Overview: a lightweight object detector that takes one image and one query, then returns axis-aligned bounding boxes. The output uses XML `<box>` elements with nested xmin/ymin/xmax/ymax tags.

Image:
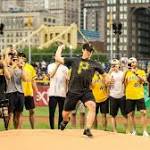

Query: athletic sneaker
<box><xmin>83</xmin><ymin>128</ymin><xmax>93</xmax><ymax>137</ymax></box>
<box><xmin>143</xmin><ymin>131</ymin><xmax>149</xmax><ymax>137</ymax></box>
<box><xmin>131</xmin><ymin>130</ymin><xmax>136</xmax><ymax>136</ymax></box>
<box><xmin>60</xmin><ymin>120</ymin><xmax>69</xmax><ymax>130</ymax></box>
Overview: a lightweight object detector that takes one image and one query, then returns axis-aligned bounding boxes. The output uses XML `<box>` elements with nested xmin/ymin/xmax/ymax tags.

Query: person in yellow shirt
<box><xmin>125</xmin><ymin>57</ymin><xmax>149</xmax><ymax>136</ymax></box>
<box><xmin>19</xmin><ymin>52</ymin><xmax>39</xmax><ymax>129</ymax></box>
<box><xmin>91</xmin><ymin>71</ymin><xmax>109</xmax><ymax>130</ymax></box>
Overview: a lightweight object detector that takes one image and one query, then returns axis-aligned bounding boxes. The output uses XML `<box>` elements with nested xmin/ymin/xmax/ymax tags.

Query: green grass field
<box><xmin>0</xmin><ymin>106</ymin><xmax>150</xmax><ymax>136</ymax></box>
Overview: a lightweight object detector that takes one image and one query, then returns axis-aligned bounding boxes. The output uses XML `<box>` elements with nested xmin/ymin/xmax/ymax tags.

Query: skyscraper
<box><xmin>47</xmin><ymin>0</ymin><xmax>79</xmax><ymax>26</ymax></box>
<box><xmin>106</xmin><ymin>0</ymin><xmax>150</xmax><ymax>60</ymax></box>
<box><xmin>80</xmin><ymin>0</ymin><xmax>105</xmax><ymax>41</ymax></box>
<box><xmin>1</xmin><ymin>0</ymin><xmax>45</xmax><ymax>12</ymax></box>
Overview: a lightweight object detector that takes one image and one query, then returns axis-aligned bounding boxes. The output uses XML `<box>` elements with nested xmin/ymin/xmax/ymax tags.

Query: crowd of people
<box><xmin>0</xmin><ymin>43</ymin><xmax>150</xmax><ymax>138</ymax></box>
<box><xmin>0</xmin><ymin>46</ymin><xmax>39</xmax><ymax>129</ymax></box>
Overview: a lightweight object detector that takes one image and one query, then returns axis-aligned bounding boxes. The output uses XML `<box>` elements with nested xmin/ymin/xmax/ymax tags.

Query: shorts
<box><xmin>6</xmin><ymin>92</ymin><xmax>25</xmax><ymax>113</ymax></box>
<box><xmin>72</xmin><ymin>100</ymin><xmax>86</xmax><ymax>114</ymax></box>
<box><xmin>126</xmin><ymin>98</ymin><xmax>146</xmax><ymax>114</ymax></box>
<box><xmin>96</xmin><ymin>99</ymin><xmax>109</xmax><ymax>115</ymax></box>
<box><xmin>64</xmin><ymin>91</ymin><xmax>95</xmax><ymax>111</ymax></box>
<box><xmin>25</xmin><ymin>96</ymin><xmax>35</xmax><ymax>110</ymax></box>
<box><xmin>109</xmin><ymin>96</ymin><xmax>126</xmax><ymax>117</ymax></box>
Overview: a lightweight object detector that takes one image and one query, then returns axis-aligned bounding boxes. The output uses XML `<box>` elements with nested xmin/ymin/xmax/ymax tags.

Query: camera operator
<box><xmin>0</xmin><ymin>54</ymin><xmax>9</xmax><ymax>129</ymax></box>
<box><xmin>3</xmin><ymin>53</ymin><xmax>27</xmax><ymax>129</ymax></box>
<box><xmin>124</xmin><ymin>57</ymin><xmax>149</xmax><ymax>136</ymax></box>
<box><xmin>0</xmin><ymin>54</ymin><xmax>6</xmax><ymax>95</ymax></box>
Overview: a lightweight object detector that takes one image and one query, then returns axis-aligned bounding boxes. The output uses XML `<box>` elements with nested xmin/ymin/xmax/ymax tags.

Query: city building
<box><xmin>106</xmin><ymin>0</ymin><xmax>150</xmax><ymax>61</ymax></box>
<box><xmin>1</xmin><ymin>0</ymin><xmax>45</xmax><ymax>12</ymax></box>
<box><xmin>0</xmin><ymin>11</ymin><xmax>56</xmax><ymax>50</ymax></box>
<box><xmin>47</xmin><ymin>0</ymin><xmax>79</xmax><ymax>26</ymax></box>
<box><xmin>80</xmin><ymin>0</ymin><xmax>105</xmax><ymax>41</ymax></box>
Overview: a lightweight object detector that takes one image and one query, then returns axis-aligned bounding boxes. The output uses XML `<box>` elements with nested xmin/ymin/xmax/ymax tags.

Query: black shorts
<box><xmin>126</xmin><ymin>98</ymin><xmax>146</xmax><ymax>114</ymax></box>
<box><xmin>109</xmin><ymin>96</ymin><xmax>126</xmax><ymax>117</ymax></box>
<box><xmin>64</xmin><ymin>91</ymin><xmax>95</xmax><ymax>111</ymax></box>
<box><xmin>25</xmin><ymin>96</ymin><xmax>35</xmax><ymax>110</ymax></box>
<box><xmin>96</xmin><ymin>99</ymin><xmax>109</xmax><ymax>115</ymax></box>
<box><xmin>6</xmin><ymin>92</ymin><xmax>25</xmax><ymax>113</ymax></box>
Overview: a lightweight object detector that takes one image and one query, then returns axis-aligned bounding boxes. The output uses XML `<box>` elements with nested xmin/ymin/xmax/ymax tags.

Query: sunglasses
<box><xmin>12</xmin><ymin>59</ymin><xmax>18</xmax><ymax>62</ymax></box>
<box><xmin>111</xmin><ymin>65</ymin><xmax>116</xmax><ymax>68</ymax></box>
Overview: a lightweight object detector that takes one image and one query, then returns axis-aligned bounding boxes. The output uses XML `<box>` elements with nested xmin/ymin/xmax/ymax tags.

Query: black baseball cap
<box><xmin>82</xmin><ymin>43</ymin><xmax>94</xmax><ymax>52</ymax></box>
<box><xmin>18</xmin><ymin>52</ymin><xmax>27</xmax><ymax>58</ymax></box>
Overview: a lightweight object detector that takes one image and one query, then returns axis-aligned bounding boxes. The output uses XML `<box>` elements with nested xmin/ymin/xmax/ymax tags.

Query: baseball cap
<box><xmin>82</xmin><ymin>43</ymin><xmax>94</xmax><ymax>52</ymax></box>
<box><xmin>128</xmin><ymin>57</ymin><xmax>137</xmax><ymax>64</ymax></box>
<box><xmin>111</xmin><ymin>59</ymin><xmax>120</xmax><ymax>65</ymax></box>
<box><xmin>18</xmin><ymin>52</ymin><xmax>26</xmax><ymax>58</ymax></box>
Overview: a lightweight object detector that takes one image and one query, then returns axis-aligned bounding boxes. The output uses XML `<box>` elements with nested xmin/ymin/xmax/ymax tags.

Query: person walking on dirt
<box><xmin>109</xmin><ymin>59</ymin><xmax>127</xmax><ymax>133</ymax></box>
<box><xmin>47</xmin><ymin>59</ymin><xmax>68</xmax><ymax>129</ymax></box>
<box><xmin>124</xmin><ymin>57</ymin><xmax>149</xmax><ymax>137</ymax></box>
<box><xmin>55</xmin><ymin>43</ymin><xmax>110</xmax><ymax>137</ymax></box>
<box><xmin>91</xmin><ymin>71</ymin><xmax>109</xmax><ymax>130</ymax></box>
<box><xmin>19</xmin><ymin>52</ymin><xmax>39</xmax><ymax>129</ymax></box>
<box><xmin>3</xmin><ymin>54</ymin><xmax>27</xmax><ymax>129</ymax></box>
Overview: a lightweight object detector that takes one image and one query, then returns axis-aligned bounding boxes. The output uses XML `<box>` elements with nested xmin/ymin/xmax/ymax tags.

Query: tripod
<box><xmin>0</xmin><ymin>99</ymin><xmax>9</xmax><ymax>130</ymax></box>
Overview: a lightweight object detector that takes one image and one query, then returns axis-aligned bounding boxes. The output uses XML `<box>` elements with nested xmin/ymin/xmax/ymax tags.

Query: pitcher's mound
<box><xmin>0</xmin><ymin>129</ymin><xmax>149</xmax><ymax>150</ymax></box>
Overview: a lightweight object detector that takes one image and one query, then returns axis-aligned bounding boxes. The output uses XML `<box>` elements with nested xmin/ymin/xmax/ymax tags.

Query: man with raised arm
<box><xmin>55</xmin><ymin>43</ymin><xmax>109</xmax><ymax>137</ymax></box>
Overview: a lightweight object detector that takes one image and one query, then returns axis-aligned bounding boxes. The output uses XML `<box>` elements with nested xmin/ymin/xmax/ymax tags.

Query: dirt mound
<box><xmin>0</xmin><ymin>129</ymin><xmax>149</xmax><ymax>150</ymax></box>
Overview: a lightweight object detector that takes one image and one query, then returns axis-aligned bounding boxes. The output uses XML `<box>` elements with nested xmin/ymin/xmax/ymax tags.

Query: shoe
<box><xmin>60</xmin><ymin>121</ymin><xmax>69</xmax><ymax>130</ymax></box>
<box><xmin>131</xmin><ymin>130</ymin><xmax>136</xmax><ymax>136</ymax></box>
<box><xmin>143</xmin><ymin>131</ymin><xmax>149</xmax><ymax>137</ymax></box>
<box><xmin>83</xmin><ymin>128</ymin><xmax>93</xmax><ymax>137</ymax></box>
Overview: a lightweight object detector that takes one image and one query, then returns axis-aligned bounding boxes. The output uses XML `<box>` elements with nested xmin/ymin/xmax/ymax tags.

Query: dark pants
<box><xmin>49</xmin><ymin>96</ymin><xmax>65</xmax><ymax>129</ymax></box>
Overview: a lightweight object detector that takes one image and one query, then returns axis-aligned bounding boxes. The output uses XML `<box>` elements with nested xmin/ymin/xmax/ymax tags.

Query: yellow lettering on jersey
<box><xmin>78</xmin><ymin>61</ymin><xmax>89</xmax><ymax>74</ymax></box>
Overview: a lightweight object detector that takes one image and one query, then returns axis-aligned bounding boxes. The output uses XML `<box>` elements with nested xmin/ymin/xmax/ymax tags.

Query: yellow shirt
<box><xmin>22</xmin><ymin>63</ymin><xmax>37</xmax><ymax>96</ymax></box>
<box><xmin>125</xmin><ymin>69</ymin><xmax>146</xmax><ymax>100</ymax></box>
<box><xmin>91</xmin><ymin>72</ymin><xmax>108</xmax><ymax>103</ymax></box>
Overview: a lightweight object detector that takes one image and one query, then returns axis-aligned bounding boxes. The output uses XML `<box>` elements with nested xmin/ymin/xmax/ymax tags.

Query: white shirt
<box><xmin>47</xmin><ymin>63</ymin><xmax>68</xmax><ymax>97</ymax></box>
<box><xmin>109</xmin><ymin>70</ymin><xmax>125</xmax><ymax>98</ymax></box>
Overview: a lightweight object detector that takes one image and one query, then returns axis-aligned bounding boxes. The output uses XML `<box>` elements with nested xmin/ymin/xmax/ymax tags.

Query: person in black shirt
<box><xmin>0</xmin><ymin>54</ymin><xmax>6</xmax><ymax>99</ymax></box>
<box><xmin>55</xmin><ymin>43</ymin><xmax>109</xmax><ymax>137</ymax></box>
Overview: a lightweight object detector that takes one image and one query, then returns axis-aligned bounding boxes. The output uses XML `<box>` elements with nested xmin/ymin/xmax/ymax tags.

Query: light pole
<box><xmin>26</xmin><ymin>16</ymin><xmax>33</xmax><ymax>64</ymax></box>
<box><xmin>83</xmin><ymin>8</ymin><xmax>87</xmax><ymax>30</ymax></box>
<box><xmin>116</xmin><ymin>0</ymin><xmax>120</xmax><ymax>59</ymax></box>
<box><xmin>28</xmin><ymin>35</ymin><xmax>31</xmax><ymax>64</ymax></box>
<box><xmin>69</xmin><ymin>45</ymin><xmax>73</xmax><ymax>57</ymax></box>
<box><xmin>109</xmin><ymin>2</ymin><xmax>113</xmax><ymax>61</ymax></box>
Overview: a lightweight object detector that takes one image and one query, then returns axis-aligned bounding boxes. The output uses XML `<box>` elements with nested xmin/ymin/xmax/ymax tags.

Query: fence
<box><xmin>34</xmin><ymin>81</ymin><xmax>150</xmax><ymax>108</ymax></box>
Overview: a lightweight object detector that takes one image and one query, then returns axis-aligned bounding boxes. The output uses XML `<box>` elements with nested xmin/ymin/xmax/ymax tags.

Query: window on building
<box><xmin>113</xmin><ymin>14</ymin><xmax>116</xmax><ymax>20</ymax></box>
<box><xmin>113</xmin><ymin>6</ymin><xmax>116</xmax><ymax>12</ymax></box>
<box><xmin>123</xmin><ymin>22</ymin><xmax>127</xmax><ymax>27</ymax></box>
<box><xmin>48</xmin><ymin>18</ymin><xmax>51</xmax><ymax>22</ymax></box>
<box><xmin>107</xmin><ymin>6</ymin><xmax>110</xmax><ymax>12</ymax></box>
<box><xmin>113</xmin><ymin>38</ymin><xmax>116</xmax><ymax>43</ymax></box>
<box><xmin>120</xmin><ymin>6</ymin><xmax>124</xmax><ymax>12</ymax></box>
<box><xmin>44</xmin><ymin>18</ymin><xmax>47</xmax><ymax>22</ymax></box>
<box><xmin>113</xmin><ymin>45</ymin><xmax>116</xmax><ymax>51</ymax></box>
<box><xmin>107</xmin><ymin>45</ymin><xmax>110</xmax><ymax>51</ymax></box>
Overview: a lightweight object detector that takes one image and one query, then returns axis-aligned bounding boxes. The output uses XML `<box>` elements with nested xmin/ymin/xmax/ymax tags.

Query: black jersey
<box><xmin>64</xmin><ymin>57</ymin><xmax>104</xmax><ymax>94</ymax></box>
